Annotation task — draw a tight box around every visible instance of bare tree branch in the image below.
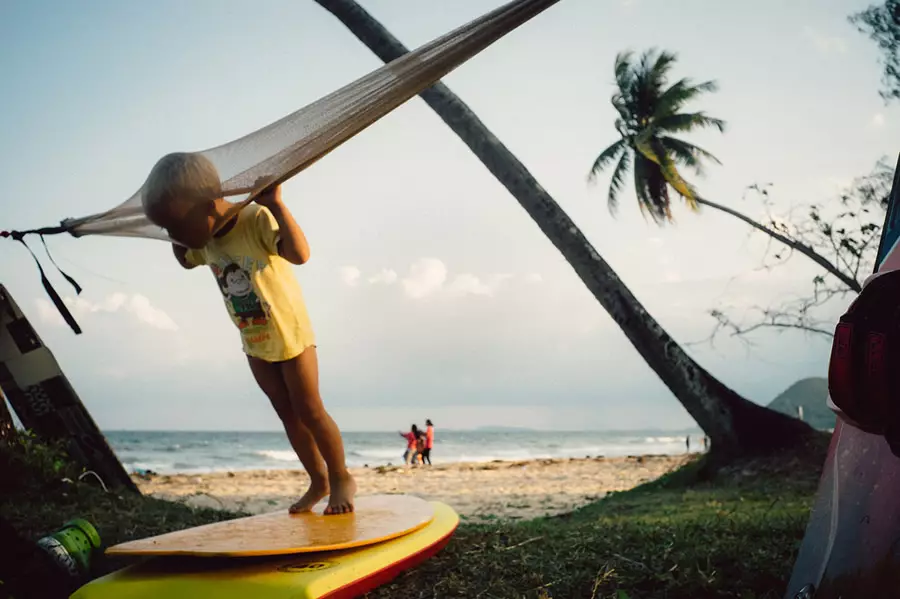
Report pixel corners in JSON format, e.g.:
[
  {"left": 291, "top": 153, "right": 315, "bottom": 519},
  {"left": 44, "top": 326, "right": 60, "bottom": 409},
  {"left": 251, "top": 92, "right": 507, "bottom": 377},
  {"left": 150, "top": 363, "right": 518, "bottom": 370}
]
[
  {"left": 706, "top": 283, "right": 847, "bottom": 341},
  {"left": 698, "top": 158, "right": 892, "bottom": 344}
]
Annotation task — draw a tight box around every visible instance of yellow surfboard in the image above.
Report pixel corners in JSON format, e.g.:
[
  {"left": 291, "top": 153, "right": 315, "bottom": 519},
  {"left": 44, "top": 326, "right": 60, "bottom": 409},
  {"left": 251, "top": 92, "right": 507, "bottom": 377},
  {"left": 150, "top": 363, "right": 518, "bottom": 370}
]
[
  {"left": 106, "top": 494, "right": 434, "bottom": 557},
  {"left": 71, "top": 501, "right": 458, "bottom": 599}
]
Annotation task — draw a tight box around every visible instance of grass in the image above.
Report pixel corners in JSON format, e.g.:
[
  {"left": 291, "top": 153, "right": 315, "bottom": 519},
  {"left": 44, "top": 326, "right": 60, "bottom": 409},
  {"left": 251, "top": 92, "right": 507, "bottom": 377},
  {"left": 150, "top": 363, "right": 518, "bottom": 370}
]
[
  {"left": 366, "top": 435, "right": 828, "bottom": 599},
  {"left": 0, "top": 433, "right": 244, "bottom": 579},
  {"left": 1, "top": 432, "right": 830, "bottom": 599}
]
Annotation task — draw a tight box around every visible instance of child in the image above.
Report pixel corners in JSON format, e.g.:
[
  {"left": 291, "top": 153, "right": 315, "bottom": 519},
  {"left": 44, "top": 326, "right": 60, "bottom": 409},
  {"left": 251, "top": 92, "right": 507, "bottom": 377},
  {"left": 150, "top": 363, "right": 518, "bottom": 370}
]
[
  {"left": 400, "top": 425, "right": 419, "bottom": 466},
  {"left": 142, "top": 152, "right": 356, "bottom": 515}
]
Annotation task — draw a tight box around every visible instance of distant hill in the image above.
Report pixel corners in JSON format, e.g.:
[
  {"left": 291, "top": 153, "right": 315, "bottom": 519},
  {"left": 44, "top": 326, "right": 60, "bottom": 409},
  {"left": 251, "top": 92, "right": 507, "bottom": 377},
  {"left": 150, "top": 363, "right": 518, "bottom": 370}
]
[{"left": 767, "top": 377, "right": 835, "bottom": 430}]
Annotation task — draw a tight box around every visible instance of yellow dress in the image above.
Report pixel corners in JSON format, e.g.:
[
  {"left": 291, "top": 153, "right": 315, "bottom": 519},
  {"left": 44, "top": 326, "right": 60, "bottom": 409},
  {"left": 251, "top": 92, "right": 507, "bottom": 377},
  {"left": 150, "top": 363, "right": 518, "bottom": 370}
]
[{"left": 185, "top": 204, "right": 316, "bottom": 362}]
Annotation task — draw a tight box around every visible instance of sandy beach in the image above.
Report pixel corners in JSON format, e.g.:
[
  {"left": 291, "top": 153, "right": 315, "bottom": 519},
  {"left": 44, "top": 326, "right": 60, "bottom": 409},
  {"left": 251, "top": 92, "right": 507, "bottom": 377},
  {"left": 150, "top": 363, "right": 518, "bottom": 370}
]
[{"left": 132, "top": 455, "right": 690, "bottom": 521}]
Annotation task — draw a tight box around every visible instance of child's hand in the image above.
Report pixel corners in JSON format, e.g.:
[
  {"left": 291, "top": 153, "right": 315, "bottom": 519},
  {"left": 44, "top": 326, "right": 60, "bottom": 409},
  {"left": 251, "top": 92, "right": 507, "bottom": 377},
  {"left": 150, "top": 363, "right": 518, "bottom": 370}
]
[{"left": 253, "top": 178, "right": 282, "bottom": 209}]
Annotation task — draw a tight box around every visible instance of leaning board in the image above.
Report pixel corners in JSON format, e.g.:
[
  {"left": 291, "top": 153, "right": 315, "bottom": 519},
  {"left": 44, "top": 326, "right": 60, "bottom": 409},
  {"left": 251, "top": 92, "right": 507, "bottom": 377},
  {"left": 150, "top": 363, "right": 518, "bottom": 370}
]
[
  {"left": 72, "top": 501, "right": 458, "bottom": 599},
  {"left": 0, "top": 284, "right": 137, "bottom": 492},
  {"left": 106, "top": 495, "right": 434, "bottom": 557}
]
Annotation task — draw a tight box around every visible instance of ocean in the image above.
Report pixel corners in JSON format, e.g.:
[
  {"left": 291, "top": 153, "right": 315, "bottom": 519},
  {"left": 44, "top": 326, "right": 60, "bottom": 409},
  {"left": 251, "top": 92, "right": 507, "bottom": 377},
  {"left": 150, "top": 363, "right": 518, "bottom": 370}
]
[{"left": 106, "top": 429, "right": 706, "bottom": 475}]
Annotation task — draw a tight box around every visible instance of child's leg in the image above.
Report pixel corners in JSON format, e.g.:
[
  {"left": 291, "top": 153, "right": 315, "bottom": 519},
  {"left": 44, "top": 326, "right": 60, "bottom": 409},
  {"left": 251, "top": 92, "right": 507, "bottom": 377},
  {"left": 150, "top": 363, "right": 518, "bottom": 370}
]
[
  {"left": 280, "top": 347, "right": 356, "bottom": 515},
  {"left": 247, "top": 356, "right": 329, "bottom": 513}
]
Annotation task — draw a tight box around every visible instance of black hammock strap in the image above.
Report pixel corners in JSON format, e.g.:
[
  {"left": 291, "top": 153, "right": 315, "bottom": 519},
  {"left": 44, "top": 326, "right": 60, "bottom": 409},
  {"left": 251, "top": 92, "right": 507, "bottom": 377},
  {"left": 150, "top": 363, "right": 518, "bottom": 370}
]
[{"left": 1, "top": 227, "right": 83, "bottom": 335}]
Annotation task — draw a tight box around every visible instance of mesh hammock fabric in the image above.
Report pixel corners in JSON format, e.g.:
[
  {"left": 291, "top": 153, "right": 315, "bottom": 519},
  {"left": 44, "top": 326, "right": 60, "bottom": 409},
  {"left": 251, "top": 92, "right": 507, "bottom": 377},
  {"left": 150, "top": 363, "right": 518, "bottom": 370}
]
[
  {"left": 61, "top": 0, "right": 561, "bottom": 242},
  {"left": 2, "top": 0, "right": 561, "bottom": 334}
]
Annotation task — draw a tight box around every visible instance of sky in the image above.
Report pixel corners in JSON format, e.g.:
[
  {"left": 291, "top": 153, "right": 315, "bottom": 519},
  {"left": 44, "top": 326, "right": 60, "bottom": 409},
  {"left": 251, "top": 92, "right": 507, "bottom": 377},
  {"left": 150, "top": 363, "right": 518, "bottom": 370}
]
[{"left": 0, "top": 0, "right": 897, "bottom": 432}]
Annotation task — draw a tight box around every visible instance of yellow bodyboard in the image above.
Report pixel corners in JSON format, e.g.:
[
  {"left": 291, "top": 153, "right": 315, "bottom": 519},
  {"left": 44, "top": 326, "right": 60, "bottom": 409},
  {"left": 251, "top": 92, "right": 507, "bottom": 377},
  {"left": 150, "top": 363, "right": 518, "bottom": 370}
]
[{"left": 72, "top": 501, "right": 458, "bottom": 599}]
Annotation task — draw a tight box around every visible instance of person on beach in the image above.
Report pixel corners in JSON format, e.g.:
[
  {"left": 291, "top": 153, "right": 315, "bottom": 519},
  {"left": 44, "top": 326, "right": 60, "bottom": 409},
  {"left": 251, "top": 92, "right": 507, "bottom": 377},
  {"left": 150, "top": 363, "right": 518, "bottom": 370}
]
[
  {"left": 415, "top": 431, "right": 426, "bottom": 465},
  {"left": 421, "top": 419, "right": 434, "bottom": 466},
  {"left": 400, "top": 425, "right": 419, "bottom": 466},
  {"left": 143, "top": 152, "right": 356, "bottom": 515}
]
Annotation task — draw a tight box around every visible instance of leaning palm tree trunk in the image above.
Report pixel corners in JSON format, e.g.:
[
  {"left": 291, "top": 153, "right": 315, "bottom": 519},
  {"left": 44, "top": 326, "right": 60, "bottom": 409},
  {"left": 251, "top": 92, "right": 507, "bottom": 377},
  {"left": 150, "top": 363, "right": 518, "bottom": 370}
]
[
  {"left": 312, "top": 0, "right": 813, "bottom": 456},
  {"left": 694, "top": 198, "right": 863, "bottom": 293}
]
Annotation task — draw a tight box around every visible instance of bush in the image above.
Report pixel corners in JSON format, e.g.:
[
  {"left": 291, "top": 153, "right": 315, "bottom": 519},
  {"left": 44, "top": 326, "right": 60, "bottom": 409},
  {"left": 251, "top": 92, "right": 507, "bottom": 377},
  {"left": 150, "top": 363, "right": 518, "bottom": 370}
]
[{"left": 0, "top": 431, "right": 82, "bottom": 496}]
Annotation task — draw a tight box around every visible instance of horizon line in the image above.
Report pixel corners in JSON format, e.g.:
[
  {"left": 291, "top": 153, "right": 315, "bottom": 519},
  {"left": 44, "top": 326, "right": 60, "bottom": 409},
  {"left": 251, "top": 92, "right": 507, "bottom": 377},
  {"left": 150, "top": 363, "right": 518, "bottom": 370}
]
[{"left": 101, "top": 427, "right": 706, "bottom": 434}]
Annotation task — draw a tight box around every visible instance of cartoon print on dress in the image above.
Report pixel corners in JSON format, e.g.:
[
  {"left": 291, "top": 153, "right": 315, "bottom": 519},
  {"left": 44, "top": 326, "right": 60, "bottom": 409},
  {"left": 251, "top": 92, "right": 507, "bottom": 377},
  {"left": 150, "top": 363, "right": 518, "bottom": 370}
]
[{"left": 216, "top": 263, "right": 268, "bottom": 329}]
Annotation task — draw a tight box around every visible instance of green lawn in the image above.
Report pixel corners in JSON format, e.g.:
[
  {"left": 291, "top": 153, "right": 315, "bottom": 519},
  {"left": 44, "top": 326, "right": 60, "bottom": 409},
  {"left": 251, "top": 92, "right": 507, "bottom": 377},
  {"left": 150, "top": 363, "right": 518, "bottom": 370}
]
[{"left": 1, "top": 433, "right": 829, "bottom": 599}]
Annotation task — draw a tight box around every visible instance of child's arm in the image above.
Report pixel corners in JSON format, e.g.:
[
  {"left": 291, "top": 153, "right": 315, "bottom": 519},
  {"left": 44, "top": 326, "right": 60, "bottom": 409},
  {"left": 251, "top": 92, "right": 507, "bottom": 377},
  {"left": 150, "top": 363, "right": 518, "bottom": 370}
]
[
  {"left": 255, "top": 186, "right": 310, "bottom": 265},
  {"left": 172, "top": 244, "right": 198, "bottom": 269}
]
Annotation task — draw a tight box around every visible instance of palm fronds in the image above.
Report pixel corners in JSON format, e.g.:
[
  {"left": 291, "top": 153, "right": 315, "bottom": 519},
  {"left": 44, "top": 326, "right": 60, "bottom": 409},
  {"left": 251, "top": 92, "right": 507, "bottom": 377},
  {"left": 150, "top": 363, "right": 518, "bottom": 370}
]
[
  {"left": 588, "top": 139, "right": 626, "bottom": 183},
  {"left": 607, "top": 151, "right": 631, "bottom": 215},
  {"left": 654, "top": 112, "right": 725, "bottom": 134},
  {"left": 588, "top": 48, "right": 725, "bottom": 222},
  {"left": 661, "top": 137, "right": 721, "bottom": 177}
]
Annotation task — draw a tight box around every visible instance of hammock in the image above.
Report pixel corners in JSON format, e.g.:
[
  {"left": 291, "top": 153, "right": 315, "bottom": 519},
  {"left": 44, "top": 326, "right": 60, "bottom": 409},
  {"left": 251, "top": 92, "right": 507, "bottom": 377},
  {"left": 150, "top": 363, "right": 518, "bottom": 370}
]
[
  {"left": 67, "top": 0, "right": 561, "bottom": 241},
  {"left": 1, "top": 0, "right": 561, "bottom": 334}
]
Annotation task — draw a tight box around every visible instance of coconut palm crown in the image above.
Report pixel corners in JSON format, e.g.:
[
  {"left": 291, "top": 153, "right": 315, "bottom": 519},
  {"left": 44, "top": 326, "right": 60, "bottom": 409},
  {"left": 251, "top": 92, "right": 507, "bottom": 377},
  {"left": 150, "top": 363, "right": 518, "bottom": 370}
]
[{"left": 589, "top": 49, "right": 726, "bottom": 223}]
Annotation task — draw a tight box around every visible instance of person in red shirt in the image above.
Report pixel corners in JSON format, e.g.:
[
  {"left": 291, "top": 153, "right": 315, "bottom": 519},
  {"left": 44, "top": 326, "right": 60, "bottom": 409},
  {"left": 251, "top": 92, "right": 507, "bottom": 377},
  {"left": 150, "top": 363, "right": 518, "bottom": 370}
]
[
  {"left": 422, "top": 419, "right": 434, "bottom": 466},
  {"left": 399, "top": 425, "right": 419, "bottom": 466}
]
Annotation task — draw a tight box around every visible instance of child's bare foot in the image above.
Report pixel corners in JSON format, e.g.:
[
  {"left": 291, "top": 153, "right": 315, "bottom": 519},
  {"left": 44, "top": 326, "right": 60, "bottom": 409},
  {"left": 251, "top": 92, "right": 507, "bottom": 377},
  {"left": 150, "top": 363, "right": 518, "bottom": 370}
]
[
  {"left": 288, "top": 480, "right": 329, "bottom": 514},
  {"left": 324, "top": 472, "right": 357, "bottom": 515}
]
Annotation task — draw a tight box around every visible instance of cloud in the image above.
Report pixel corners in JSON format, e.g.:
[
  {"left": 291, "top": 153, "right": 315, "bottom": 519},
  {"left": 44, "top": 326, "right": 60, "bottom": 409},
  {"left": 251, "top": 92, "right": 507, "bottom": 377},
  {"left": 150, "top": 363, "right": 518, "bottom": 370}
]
[
  {"left": 802, "top": 26, "right": 846, "bottom": 55},
  {"left": 447, "top": 273, "right": 494, "bottom": 297},
  {"left": 872, "top": 113, "right": 886, "bottom": 128},
  {"left": 663, "top": 270, "right": 682, "bottom": 283},
  {"left": 368, "top": 269, "right": 398, "bottom": 285},
  {"left": 399, "top": 259, "right": 516, "bottom": 299},
  {"left": 343, "top": 260, "right": 518, "bottom": 299},
  {"left": 340, "top": 266, "right": 362, "bottom": 287},
  {"left": 402, "top": 258, "right": 448, "bottom": 299},
  {"left": 37, "top": 292, "right": 178, "bottom": 331},
  {"left": 36, "top": 300, "right": 66, "bottom": 327},
  {"left": 125, "top": 295, "right": 179, "bottom": 331}
]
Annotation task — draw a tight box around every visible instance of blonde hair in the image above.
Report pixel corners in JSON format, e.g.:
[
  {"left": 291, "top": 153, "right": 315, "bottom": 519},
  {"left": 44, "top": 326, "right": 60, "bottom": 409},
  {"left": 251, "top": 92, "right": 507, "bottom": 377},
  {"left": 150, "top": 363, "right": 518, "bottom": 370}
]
[{"left": 142, "top": 152, "right": 222, "bottom": 226}]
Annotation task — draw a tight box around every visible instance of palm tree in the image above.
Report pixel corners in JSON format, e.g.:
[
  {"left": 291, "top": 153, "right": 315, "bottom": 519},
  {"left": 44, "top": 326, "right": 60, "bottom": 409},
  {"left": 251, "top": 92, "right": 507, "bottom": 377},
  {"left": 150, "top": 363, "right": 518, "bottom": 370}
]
[
  {"left": 311, "top": 0, "right": 813, "bottom": 458},
  {"left": 590, "top": 48, "right": 864, "bottom": 292},
  {"left": 589, "top": 49, "right": 724, "bottom": 223}
]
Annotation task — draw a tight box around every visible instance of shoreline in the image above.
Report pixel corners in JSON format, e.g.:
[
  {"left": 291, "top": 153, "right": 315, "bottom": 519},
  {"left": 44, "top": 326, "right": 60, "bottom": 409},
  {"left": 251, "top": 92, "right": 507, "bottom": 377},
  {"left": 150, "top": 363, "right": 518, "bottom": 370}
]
[{"left": 133, "top": 454, "right": 692, "bottom": 521}]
